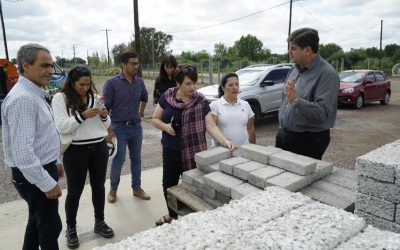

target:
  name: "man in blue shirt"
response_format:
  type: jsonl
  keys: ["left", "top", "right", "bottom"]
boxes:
{"left": 1, "top": 43, "right": 63, "bottom": 249}
{"left": 276, "top": 28, "right": 340, "bottom": 160}
{"left": 103, "top": 51, "right": 150, "bottom": 203}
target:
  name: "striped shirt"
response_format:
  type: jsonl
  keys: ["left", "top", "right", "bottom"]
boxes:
{"left": 1, "top": 76, "right": 61, "bottom": 192}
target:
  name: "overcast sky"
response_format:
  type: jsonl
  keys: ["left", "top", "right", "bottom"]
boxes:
{"left": 2, "top": 0, "right": 400, "bottom": 61}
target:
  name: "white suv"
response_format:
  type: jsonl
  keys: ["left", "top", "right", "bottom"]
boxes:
{"left": 198, "top": 63, "right": 293, "bottom": 122}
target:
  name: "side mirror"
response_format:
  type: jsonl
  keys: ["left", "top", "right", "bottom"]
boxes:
{"left": 260, "top": 80, "right": 274, "bottom": 87}
{"left": 364, "top": 80, "right": 374, "bottom": 85}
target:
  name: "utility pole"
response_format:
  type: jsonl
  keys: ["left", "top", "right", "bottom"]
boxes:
{"left": 72, "top": 44, "right": 77, "bottom": 62}
{"left": 133, "top": 0, "right": 142, "bottom": 77}
{"left": 101, "top": 28, "right": 111, "bottom": 67}
{"left": 0, "top": 0, "right": 9, "bottom": 60}
{"left": 379, "top": 19, "right": 383, "bottom": 70}
{"left": 287, "top": 0, "right": 293, "bottom": 63}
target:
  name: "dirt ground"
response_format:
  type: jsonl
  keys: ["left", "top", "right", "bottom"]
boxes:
{"left": 1, "top": 77, "right": 399, "bottom": 204}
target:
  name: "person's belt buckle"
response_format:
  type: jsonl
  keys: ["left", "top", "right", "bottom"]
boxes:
{"left": 126, "top": 120, "right": 136, "bottom": 126}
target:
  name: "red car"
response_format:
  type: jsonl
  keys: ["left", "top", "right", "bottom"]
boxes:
{"left": 337, "top": 70, "right": 391, "bottom": 109}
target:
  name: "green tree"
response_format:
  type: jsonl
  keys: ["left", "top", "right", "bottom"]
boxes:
{"left": 319, "top": 43, "right": 343, "bottom": 61}
{"left": 179, "top": 51, "right": 196, "bottom": 63}
{"left": 384, "top": 44, "right": 400, "bottom": 58}
{"left": 111, "top": 43, "right": 128, "bottom": 66}
{"left": 345, "top": 48, "right": 367, "bottom": 66}
{"left": 232, "top": 34, "right": 265, "bottom": 61}
{"left": 213, "top": 42, "right": 228, "bottom": 61}
{"left": 129, "top": 27, "right": 173, "bottom": 64}
{"left": 365, "top": 47, "right": 381, "bottom": 58}
{"left": 87, "top": 51, "right": 101, "bottom": 67}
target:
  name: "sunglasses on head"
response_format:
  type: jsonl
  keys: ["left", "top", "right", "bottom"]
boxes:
{"left": 180, "top": 66, "right": 197, "bottom": 75}
{"left": 74, "top": 66, "right": 90, "bottom": 72}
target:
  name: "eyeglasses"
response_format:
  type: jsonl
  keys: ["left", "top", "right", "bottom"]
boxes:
{"left": 180, "top": 66, "right": 197, "bottom": 75}
{"left": 126, "top": 62, "right": 139, "bottom": 66}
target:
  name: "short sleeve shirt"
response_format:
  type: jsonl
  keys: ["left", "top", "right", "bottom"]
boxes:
{"left": 210, "top": 97, "right": 254, "bottom": 147}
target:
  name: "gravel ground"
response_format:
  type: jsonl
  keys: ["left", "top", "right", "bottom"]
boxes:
{"left": 1, "top": 77, "right": 399, "bottom": 205}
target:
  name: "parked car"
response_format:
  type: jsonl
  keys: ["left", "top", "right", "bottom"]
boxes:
{"left": 198, "top": 63, "right": 293, "bottom": 122}
{"left": 337, "top": 70, "right": 391, "bottom": 109}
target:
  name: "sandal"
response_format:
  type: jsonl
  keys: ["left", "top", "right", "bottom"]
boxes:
{"left": 155, "top": 215, "right": 176, "bottom": 226}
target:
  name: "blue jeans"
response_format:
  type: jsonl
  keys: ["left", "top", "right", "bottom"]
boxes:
{"left": 110, "top": 122, "right": 143, "bottom": 191}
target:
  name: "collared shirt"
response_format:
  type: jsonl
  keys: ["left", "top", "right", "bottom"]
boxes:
{"left": 1, "top": 76, "right": 61, "bottom": 192}
{"left": 278, "top": 54, "right": 340, "bottom": 133}
{"left": 103, "top": 72, "right": 148, "bottom": 122}
{"left": 210, "top": 96, "right": 254, "bottom": 147}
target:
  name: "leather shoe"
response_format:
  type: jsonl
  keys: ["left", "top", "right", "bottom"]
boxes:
{"left": 108, "top": 190, "right": 117, "bottom": 203}
{"left": 133, "top": 188, "right": 151, "bottom": 200}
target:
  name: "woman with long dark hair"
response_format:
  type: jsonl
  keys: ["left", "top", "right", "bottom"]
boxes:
{"left": 153, "top": 55, "right": 178, "bottom": 105}
{"left": 52, "top": 66, "right": 114, "bottom": 249}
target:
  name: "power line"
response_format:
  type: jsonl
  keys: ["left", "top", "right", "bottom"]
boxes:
{"left": 166, "top": 0, "right": 292, "bottom": 34}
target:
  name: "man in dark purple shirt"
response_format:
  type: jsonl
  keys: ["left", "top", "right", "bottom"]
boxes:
{"left": 103, "top": 51, "right": 150, "bottom": 203}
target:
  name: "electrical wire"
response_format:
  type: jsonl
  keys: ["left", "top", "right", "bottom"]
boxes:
{"left": 166, "top": 0, "right": 292, "bottom": 34}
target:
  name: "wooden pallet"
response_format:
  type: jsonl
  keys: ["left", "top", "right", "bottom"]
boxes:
{"left": 167, "top": 184, "right": 214, "bottom": 216}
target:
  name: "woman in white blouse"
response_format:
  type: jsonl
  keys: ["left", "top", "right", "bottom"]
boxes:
{"left": 210, "top": 72, "right": 256, "bottom": 147}
{"left": 51, "top": 66, "right": 114, "bottom": 249}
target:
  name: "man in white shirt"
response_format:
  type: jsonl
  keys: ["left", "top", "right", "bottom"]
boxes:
{"left": 1, "top": 43, "right": 64, "bottom": 250}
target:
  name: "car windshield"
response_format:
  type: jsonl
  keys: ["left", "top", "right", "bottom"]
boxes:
{"left": 236, "top": 69, "right": 264, "bottom": 86}
{"left": 339, "top": 72, "right": 365, "bottom": 83}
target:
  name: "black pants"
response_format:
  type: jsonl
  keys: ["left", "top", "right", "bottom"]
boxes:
{"left": 12, "top": 162, "right": 62, "bottom": 250}
{"left": 275, "top": 128, "right": 331, "bottom": 160}
{"left": 63, "top": 140, "right": 109, "bottom": 227}
{"left": 162, "top": 147, "right": 183, "bottom": 218}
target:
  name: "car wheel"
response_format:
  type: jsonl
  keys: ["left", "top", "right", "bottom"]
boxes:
{"left": 354, "top": 94, "right": 364, "bottom": 109}
{"left": 380, "top": 91, "right": 390, "bottom": 105}
{"left": 249, "top": 103, "right": 260, "bottom": 124}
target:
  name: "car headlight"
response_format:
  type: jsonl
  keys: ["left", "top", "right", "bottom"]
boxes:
{"left": 342, "top": 88, "right": 354, "bottom": 93}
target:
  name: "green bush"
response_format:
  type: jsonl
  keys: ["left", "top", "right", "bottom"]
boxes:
{"left": 104, "top": 67, "right": 120, "bottom": 76}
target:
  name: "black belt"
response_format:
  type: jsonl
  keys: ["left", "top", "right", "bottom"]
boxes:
{"left": 112, "top": 120, "right": 141, "bottom": 126}
{"left": 282, "top": 128, "right": 329, "bottom": 134}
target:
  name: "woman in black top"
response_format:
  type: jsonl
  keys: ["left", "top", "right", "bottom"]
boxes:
{"left": 153, "top": 55, "right": 178, "bottom": 105}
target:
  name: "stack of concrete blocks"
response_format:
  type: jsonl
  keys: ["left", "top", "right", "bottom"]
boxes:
{"left": 96, "top": 187, "right": 400, "bottom": 250}
{"left": 355, "top": 139, "right": 400, "bottom": 233}
{"left": 182, "top": 144, "right": 336, "bottom": 208}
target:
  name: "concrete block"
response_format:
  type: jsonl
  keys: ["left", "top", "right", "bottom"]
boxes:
{"left": 300, "top": 180, "right": 355, "bottom": 210}
{"left": 323, "top": 167, "right": 357, "bottom": 191}
{"left": 355, "top": 192, "right": 395, "bottom": 221}
{"left": 216, "top": 191, "right": 231, "bottom": 204}
{"left": 197, "top": 163, "right": 219, "bottom": 174}
{"left": 336, "top": 225, "right": 400, "bottom": 250}
{"left": 265, "top": 171, "right": 312, "bottom": 192}
{"left": 219, "top": 156, "right": 250, "bottom": 175}
{"left": 202, "top": 185, "right": 216, "bottom": 199}
{"left": 248, "top": 165, "right": 285, "bottom": 188}
{"left": 231, "top": 183, "right": 262, "bottom": 200}
{"left": 182, "top": 182, "right": 203, "bottom": 198}
{"left": 358, "top": 176, "right": 400, "bottom": 203}
{"left": 182, "top": 168, "right": 204, "bottom": 185}
{"left": 192, "top": 174, "right": 205, "bottom": 191}
{"left": 194, "top": 147, "right": 231, "bottom": 166}
{"left": 311, "top": 160, "right": 333, "bottom": 182}
{"left": 396, "top": 204, "right": 400, "bottom": 224}
{"left": 233, "top": 161, "right": 266, "bottom": 181}
{"left": 356, "top": 139, "right": 400, "bottom": 183}
{"left": 356, "top": 210, "right": 400, "bottom": 234}
{"left": 203, "top": 196, "right": 225, "bottom": 208}
{"left": 238, "top": 144, "right": 281, "bottom": 164}
{"left": 269, "top": 150, "right": 317, "bottom": 175}
{"left": 203, "top": 171, "right": 244, "bottom": 196}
